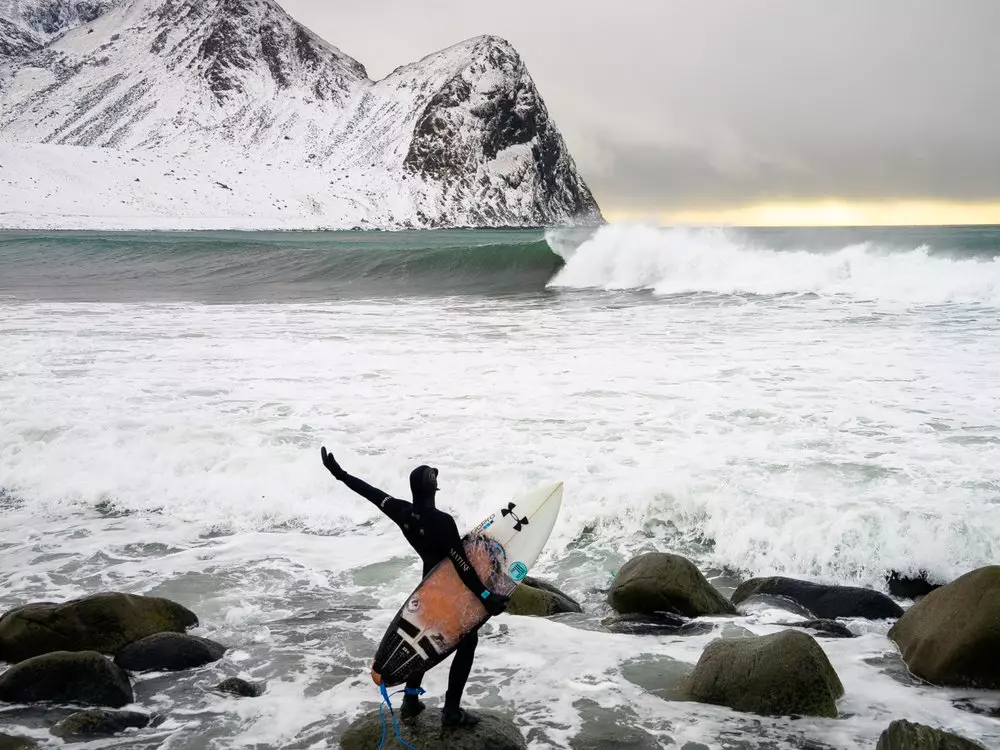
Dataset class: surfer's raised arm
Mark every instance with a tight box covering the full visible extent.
[320,446,410,520]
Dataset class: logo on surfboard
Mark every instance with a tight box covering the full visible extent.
[501,502,529,532]
[509,561,528,581]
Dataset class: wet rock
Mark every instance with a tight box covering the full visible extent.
[775,619,856,639]
[735,593,816,618]
[0,651,133,707]
[683,630,844,717]
[507,577,582,617]
[608,553,736,617]
[601,612,714,636]
[887,571,943,600]
[0,735,38,750]
[341,708,525,750]
[0,592,198,663]
[52,709,150,738]
[875,719,986,750]
[114,633,225,672]
[215,677,263,697]
[889,565,1000,688]
[731,577,903,620]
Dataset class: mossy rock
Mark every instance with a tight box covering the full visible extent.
[683,630,844,718]
[876,719,987,750]
[608,553,735,617]
[0,650,133,707]
[340,708,526,750]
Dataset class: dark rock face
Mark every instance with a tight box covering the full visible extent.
[341,708,526,750]
[0,18,43,58]
[19,0,122,37]
[731,577,903,620]
[52,709,150,738]
[683,630,844,718]
[875,719,987,750]
[608,553,736,617]
[403,36,601,227]
[889,566,1000,688]
[506,577,582,617]
[215,677,263,697]
[0,650,133,707]
[887,571,943,600]
[114,632,225,672]
[0,592,198,663]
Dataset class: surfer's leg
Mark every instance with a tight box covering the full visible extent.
[400,671,426,718]
[442,629,480,727]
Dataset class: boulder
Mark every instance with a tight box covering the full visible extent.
[887,571,943,600]
[608,553,736,617]
[0,735,38,750]
[52,709,150,738]
[683,630,844,717]
[601,612,714,636]
[0,651,133,707]
[0,593,198,663]
[215,677,263,697]
[875,719,986,750]
[507,577,582,617]
[341,708,525,750]
[775,619,856,639]
[114,633,225,672]
[731,577,903,620]
[889,566,1000,688]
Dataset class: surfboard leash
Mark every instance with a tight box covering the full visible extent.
[377,683,424,750]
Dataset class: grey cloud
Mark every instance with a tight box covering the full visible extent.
[280,0,1000,210]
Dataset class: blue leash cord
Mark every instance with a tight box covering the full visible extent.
[377,683,424,750]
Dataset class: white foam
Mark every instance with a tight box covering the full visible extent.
[547,223,1000,305]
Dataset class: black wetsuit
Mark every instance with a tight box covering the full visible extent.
[337,471,488,711]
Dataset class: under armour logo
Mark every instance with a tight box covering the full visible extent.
[501,502,528,532]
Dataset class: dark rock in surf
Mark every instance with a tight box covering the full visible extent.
[731,577,903,620]
[0,592,198,663]
[0,651,133,707]
[52,709,150,738]
[734,593,816,618]
[507,577,582,617]
[215,677,263,697]
[601,612,714,636]
[775,619,856,639]
[114,632,225,672]
[0,734,38,750]
[875,719,987,750]
[887,571,943,600]
[889,566,1000,688]
[341,708,526,750]
[608,553,736,617]
[683,630,844,718]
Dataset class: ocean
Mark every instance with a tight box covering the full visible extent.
[1,224,999,748]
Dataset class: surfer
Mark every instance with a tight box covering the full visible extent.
[320,447,509,728]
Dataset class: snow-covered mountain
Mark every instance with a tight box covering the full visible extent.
[0,0,602,229]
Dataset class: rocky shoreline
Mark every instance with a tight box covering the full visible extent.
[0,561,996,748]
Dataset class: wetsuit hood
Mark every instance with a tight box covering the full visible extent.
[409,465,438,509]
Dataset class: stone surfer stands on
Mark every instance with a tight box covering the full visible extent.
[321,446,562,734]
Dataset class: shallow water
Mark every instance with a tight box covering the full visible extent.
[1,225,999,748]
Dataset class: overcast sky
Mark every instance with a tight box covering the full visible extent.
[280,0,999,218]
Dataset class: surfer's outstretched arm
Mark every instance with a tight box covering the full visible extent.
[320,446,411,520]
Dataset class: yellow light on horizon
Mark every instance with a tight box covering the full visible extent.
[604,200,1000,227]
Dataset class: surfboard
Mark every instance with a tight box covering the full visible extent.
[371,481,563,687]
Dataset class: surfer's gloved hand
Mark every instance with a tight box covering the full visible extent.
[320,446,346,480]
[482,590,509,616]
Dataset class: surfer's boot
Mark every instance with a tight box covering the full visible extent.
[442,706,481,728]
[400,693,426,719]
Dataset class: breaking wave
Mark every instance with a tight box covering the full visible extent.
[547,224,1000,305]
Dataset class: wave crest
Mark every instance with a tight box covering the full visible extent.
[546,224,1000,305]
